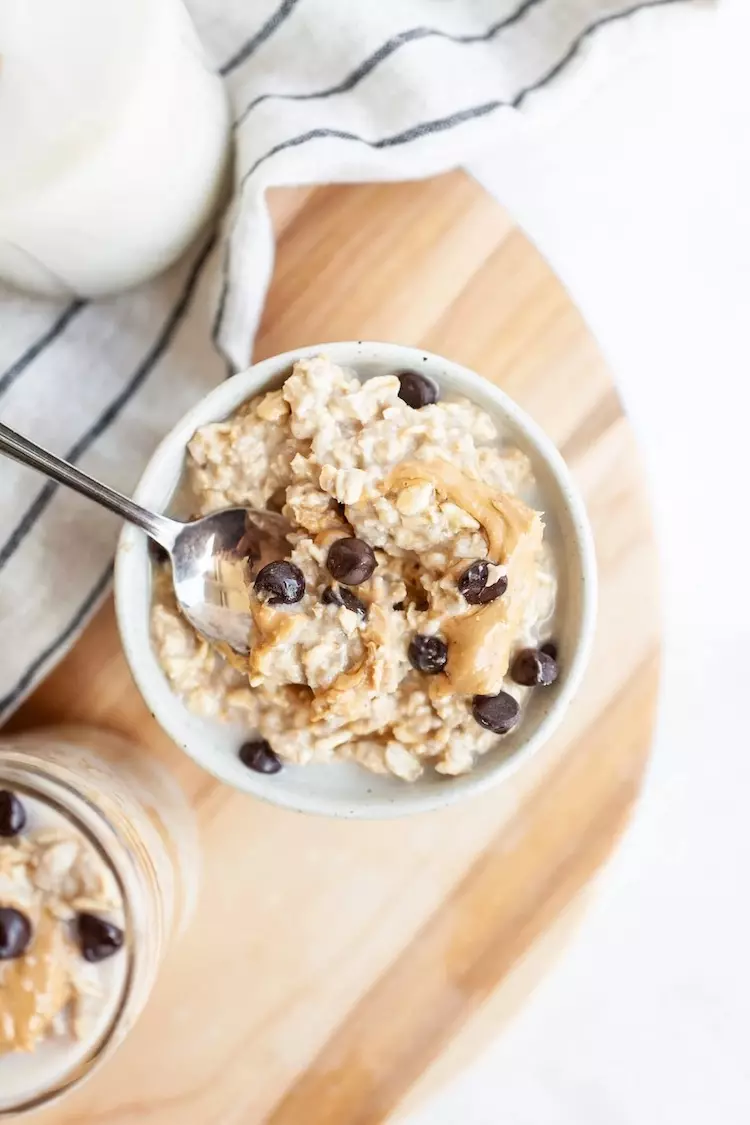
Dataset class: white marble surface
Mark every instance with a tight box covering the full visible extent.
[407,4,750,1122]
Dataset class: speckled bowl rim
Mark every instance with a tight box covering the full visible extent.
[115,342,597,819]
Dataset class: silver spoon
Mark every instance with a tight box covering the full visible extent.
[0,422,289,654]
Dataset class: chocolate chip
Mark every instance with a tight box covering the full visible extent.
[77,913,125,963]
[472,692,520,734]
[239,739,283,774]
[479,575,507,603]
[457,561,508,606]
[511,648,559,687]
[393,601,406,611]
[458,561,488,600]
[397,371,439,409]
[0,907,32,960]
[326,538,376,586]
[322,585,368,618]
[0,791,26,837]
[254,560,305,605]
[408,634,448,674]
[540,641,558,661]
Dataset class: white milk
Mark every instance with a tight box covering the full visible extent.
[0,0,230,297]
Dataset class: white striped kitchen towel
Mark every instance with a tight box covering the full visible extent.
[0,0,710,719]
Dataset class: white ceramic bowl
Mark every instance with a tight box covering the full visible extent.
[115,342,597,819]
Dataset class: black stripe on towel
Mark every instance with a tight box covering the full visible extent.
[0,234,217,573]
[0,300,86,399]
[212,99,503,344]
[0,562,113,717]
[0,0,293,404]
[214,0,696,345]
[234,0,547,128]
[513,0,692,106]
[219,0,302,76]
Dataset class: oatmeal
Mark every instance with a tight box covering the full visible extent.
[0,788,127,1103]
[152,355,559,781]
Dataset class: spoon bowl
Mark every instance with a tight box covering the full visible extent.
[0,421,288,653]
[166,506,287,654]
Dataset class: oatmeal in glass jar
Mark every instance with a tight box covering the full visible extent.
[0,727,197,1116]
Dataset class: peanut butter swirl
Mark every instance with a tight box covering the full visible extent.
[0,906,71,1053]
[387,460,543,696]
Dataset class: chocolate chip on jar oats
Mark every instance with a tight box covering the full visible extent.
[0,790,26,837]
[408,634,448,675]
[326,537,376,586]
[510,648,558,687]
[321,585,368,619]
[471,692,521,735]
[254,560,305,605]
[0,907,32,960]
[77,913,125,963]
[397,370,439,409]
[239,739,283,774]
[457,561,508,606]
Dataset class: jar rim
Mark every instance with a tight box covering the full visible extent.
[0,759,138,1117]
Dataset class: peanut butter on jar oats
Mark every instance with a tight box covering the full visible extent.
[0,791,126,1092]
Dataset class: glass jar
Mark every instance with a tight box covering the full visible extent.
[0,726,198,1116]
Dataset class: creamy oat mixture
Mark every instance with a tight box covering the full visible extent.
[152,355,558,781]
[0,790,127,1107]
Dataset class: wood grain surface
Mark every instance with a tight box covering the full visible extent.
[6,172,659,1125]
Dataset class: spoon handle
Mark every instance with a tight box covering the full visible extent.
[0,421,179,547]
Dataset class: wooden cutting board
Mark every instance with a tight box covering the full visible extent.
[7,171,659,1125]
